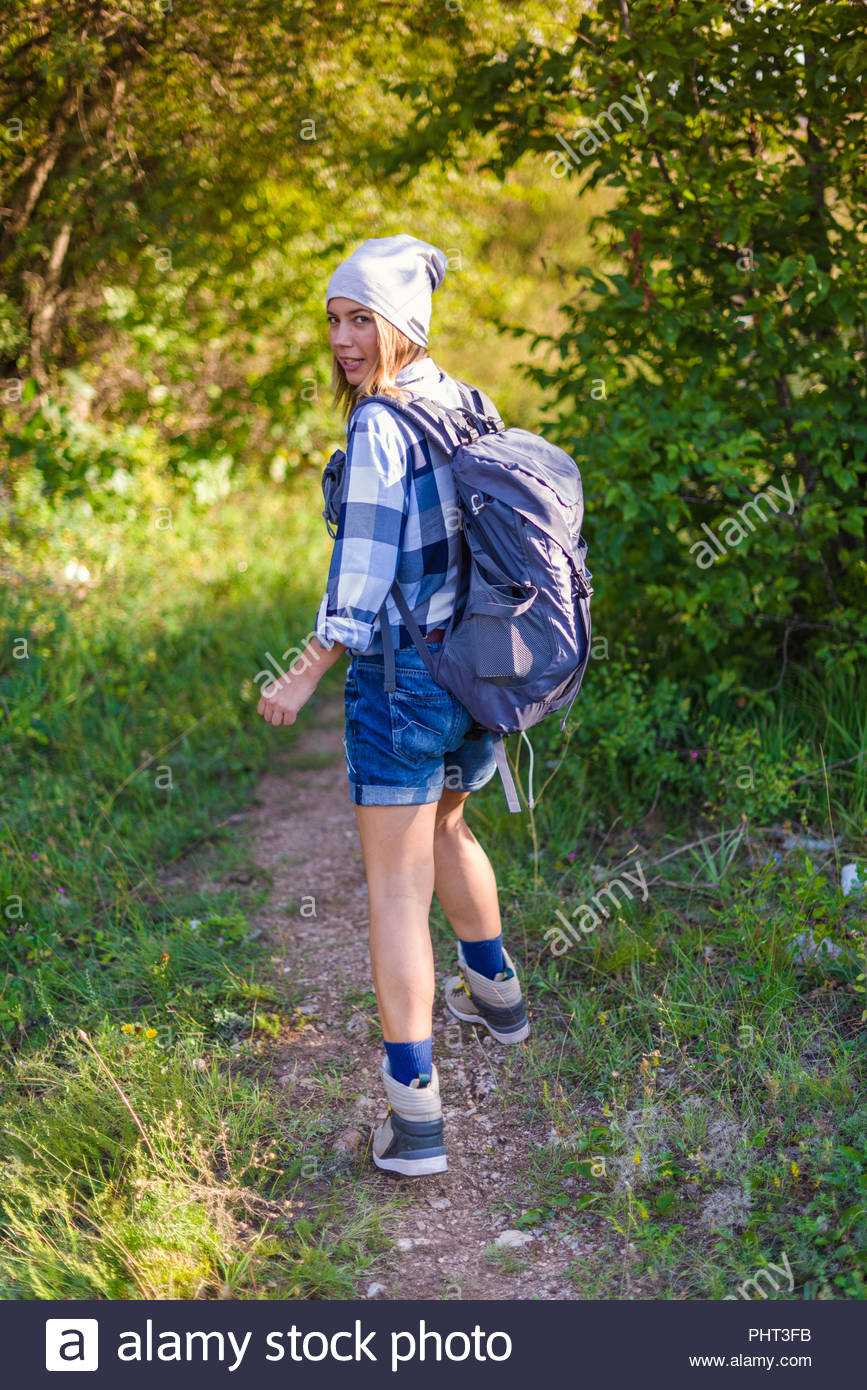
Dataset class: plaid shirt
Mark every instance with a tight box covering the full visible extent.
[315,356,471,656]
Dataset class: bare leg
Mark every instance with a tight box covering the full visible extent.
[433,787,502,943]
[353,801,439,1043]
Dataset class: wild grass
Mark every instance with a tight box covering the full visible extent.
[450,729,867,1300]
[0,1020,390,1299]
[3,458,865,1301]
[0,465,388,1299]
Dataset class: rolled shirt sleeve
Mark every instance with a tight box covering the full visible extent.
[315,404,412,654]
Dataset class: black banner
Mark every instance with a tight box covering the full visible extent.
[4,1298,859,1388]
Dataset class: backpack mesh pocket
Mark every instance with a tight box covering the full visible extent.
[474,618,535,682]
[463,567,553,685]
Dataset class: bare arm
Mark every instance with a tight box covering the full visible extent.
[256,635,347,726]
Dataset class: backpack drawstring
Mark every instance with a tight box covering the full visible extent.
[520,730,535,810]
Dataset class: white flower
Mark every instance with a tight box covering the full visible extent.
[61,560,91,585]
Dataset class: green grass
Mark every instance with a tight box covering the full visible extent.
[444,756,867,1301]
[1,465,334,1045]
[3,459,866,1301]
[0,1021,391,1299]
[482,1244,526,1275]
[0,464,390,1299]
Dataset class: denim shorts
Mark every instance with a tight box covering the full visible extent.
[342,642,498,806]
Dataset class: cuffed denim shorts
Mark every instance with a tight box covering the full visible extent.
[342,642,498,806]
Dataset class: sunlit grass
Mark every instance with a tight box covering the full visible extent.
[0,464,389,1299]
[0,1023,385,1299]
[3,451,865,1301]
[456,773,867,1300]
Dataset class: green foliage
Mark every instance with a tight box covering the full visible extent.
[4,377,170,495]
[699,720,815,824]
[382,0,867,694]
[518,642,861,834]
[0,0,571,502]
[562,646,693,819]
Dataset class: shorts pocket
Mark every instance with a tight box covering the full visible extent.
[344,665,361,718]
[388,682,460,767]
[343,666,362,775]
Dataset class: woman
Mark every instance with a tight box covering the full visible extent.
[257,234,528,1177]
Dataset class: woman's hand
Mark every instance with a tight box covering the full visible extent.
[257,668,316,726]
[255,635,347,727]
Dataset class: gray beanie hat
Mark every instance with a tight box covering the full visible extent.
[325,233,448,347]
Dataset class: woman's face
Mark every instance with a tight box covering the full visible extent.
[327,297,379,383]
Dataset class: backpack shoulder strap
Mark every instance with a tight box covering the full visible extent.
[452,379,505,432]
[351,392,468,456]
[357,380,502,693]
[351,376,504,457]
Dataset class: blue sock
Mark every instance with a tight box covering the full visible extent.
[459,932,505,980]
[384,1036,433,1088]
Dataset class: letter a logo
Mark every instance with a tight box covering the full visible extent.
[45,1319,99,1371]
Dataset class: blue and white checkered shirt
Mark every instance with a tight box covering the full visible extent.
[315,356,472,656]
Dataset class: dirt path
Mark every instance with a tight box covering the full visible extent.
[218,689,592,1299]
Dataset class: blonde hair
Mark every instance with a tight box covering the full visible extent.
[330,309,429,424]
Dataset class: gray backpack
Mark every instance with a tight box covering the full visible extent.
[322,379,593,812]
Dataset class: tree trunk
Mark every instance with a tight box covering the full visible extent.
[28,219,72,388]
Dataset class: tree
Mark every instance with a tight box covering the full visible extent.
[0,0,546,492]
[374,0,867,695]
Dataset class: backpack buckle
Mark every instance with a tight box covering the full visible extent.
[456,404,503,441]
[575,569,594,599]
[458,408,500,437]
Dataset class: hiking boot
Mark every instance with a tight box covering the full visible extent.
[443,941,530,1043]
[372,1058,447,1177]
